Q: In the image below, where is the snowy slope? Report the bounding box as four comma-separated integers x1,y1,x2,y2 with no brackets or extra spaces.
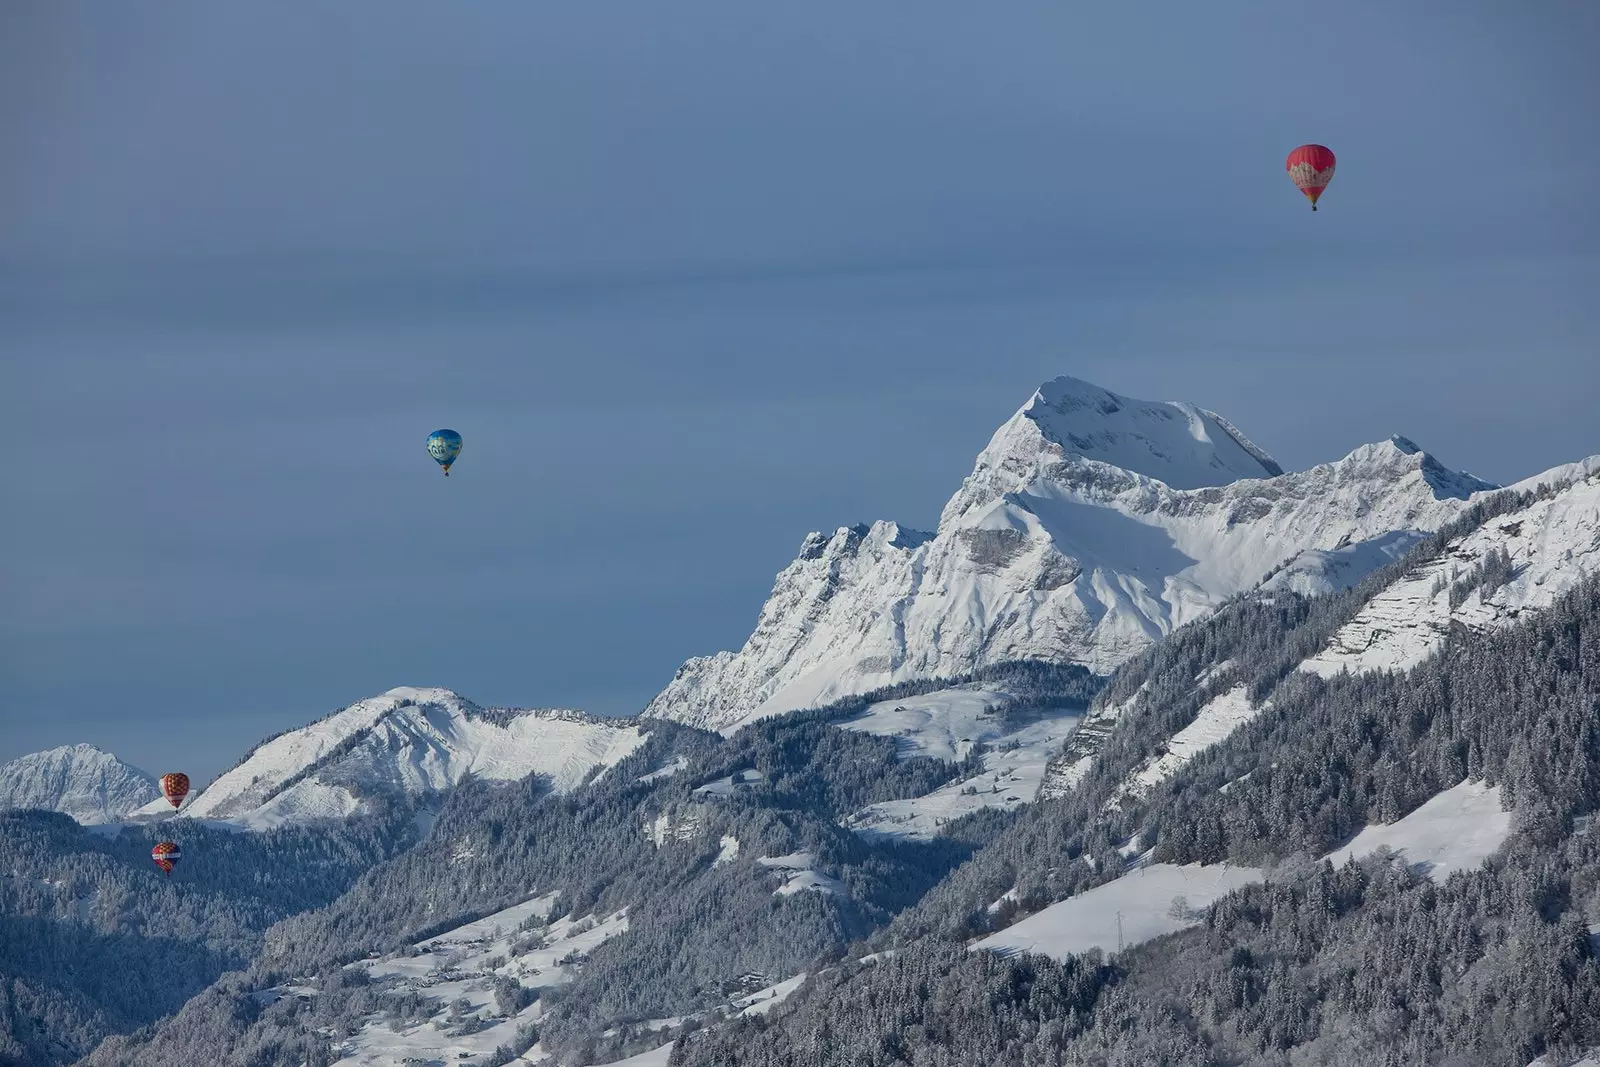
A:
840,687,1083,841
133,687,646,829
756,852,846,897
1326,780,1510,881
1260,529,1429,597
647,376,1495,733
974,863,1268,960
977,780,1512,964
733,974,808,1017
0,744,158,825
1303,462,1600,679
1529,1053,1600,1067
1115,686,1262,803
835,688,1016,762
326,894,629,1066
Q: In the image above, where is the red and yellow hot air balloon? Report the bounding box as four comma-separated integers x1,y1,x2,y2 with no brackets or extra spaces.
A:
151,841,181,876
160,773,190,811
1286,144,1336,211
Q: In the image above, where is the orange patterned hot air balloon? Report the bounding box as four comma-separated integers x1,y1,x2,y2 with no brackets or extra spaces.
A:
160,773,190,811
152,841,181,876
1286,144,1336,211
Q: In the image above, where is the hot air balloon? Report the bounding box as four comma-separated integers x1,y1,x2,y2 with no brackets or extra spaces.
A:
427,429,463,477
1286,144,1336,211
160,773,190,811
152,841,181,876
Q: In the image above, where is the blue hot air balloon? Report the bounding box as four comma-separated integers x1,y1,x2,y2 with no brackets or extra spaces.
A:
426,429,463,476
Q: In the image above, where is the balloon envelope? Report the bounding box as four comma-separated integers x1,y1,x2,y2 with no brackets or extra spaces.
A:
1286,144,1337,209
152,841,181,875
160,773,189,810
426,429,463,476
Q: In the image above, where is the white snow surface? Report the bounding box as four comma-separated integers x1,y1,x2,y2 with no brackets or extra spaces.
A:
844,692,1083,842
1261,529,1429,597
143,687,645,829
693,768,766,797
583,1046,674,1067
646,376,1497,733
978,780,1513,965
330,896,627,1066
975,863,1268,960
0,744,158,825
757,852,844,896
838,687,1022,762
733,973,808,1016
646,809,705,848
1303,464,1600,679
1326,780,1511,881
714,835,742,866
638,756,689,782
1120,686,1261,801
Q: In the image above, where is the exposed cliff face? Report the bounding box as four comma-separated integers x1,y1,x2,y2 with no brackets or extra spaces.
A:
645,377,1498,734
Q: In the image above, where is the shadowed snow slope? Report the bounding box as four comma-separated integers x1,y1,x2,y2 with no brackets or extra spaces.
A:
0,744,158,825
130,687,645,828
647,376,1497,733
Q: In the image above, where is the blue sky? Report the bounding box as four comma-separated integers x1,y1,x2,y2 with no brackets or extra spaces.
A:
3,1,1596,782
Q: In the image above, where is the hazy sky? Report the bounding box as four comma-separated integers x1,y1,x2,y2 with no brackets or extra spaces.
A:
3,2,1596,782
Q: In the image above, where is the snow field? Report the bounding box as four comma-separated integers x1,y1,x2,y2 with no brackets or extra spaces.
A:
837,688,1017,762
841,688,1083,842
732,973,808,1016
328,894,627,1066
581,1045,674,1067
692,768,766,797
757,852,844,897
974,863,1267,960
1323,780,1510,881
648,400,1497,735
1112,686,1263,804
713,835,740,866
637,756,688,783
977,780,1513,963
1303,472,1600,679
136,688,646,829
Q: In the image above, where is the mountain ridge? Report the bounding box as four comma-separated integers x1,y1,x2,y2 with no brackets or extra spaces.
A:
118,685,647,829
0,743,158,825
644,376,1500,734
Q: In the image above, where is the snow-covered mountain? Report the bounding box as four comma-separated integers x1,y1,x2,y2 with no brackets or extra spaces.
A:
1032,453,1600,809
0,743,159,825
646,376,1497,733
1302,456,1600,679
130,686,646,829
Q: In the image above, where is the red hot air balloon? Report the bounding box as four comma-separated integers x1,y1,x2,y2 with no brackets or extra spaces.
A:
152,841,181,876
1286,144,1337,211
160,773,190,811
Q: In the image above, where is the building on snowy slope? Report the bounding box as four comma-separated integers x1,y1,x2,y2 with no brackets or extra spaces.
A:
0,743,158,824
123,686,648,829
645,374,1499,734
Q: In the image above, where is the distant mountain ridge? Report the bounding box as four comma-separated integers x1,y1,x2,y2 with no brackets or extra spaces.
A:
120,686,647,829
644,375,1501,733
0,743,158,824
